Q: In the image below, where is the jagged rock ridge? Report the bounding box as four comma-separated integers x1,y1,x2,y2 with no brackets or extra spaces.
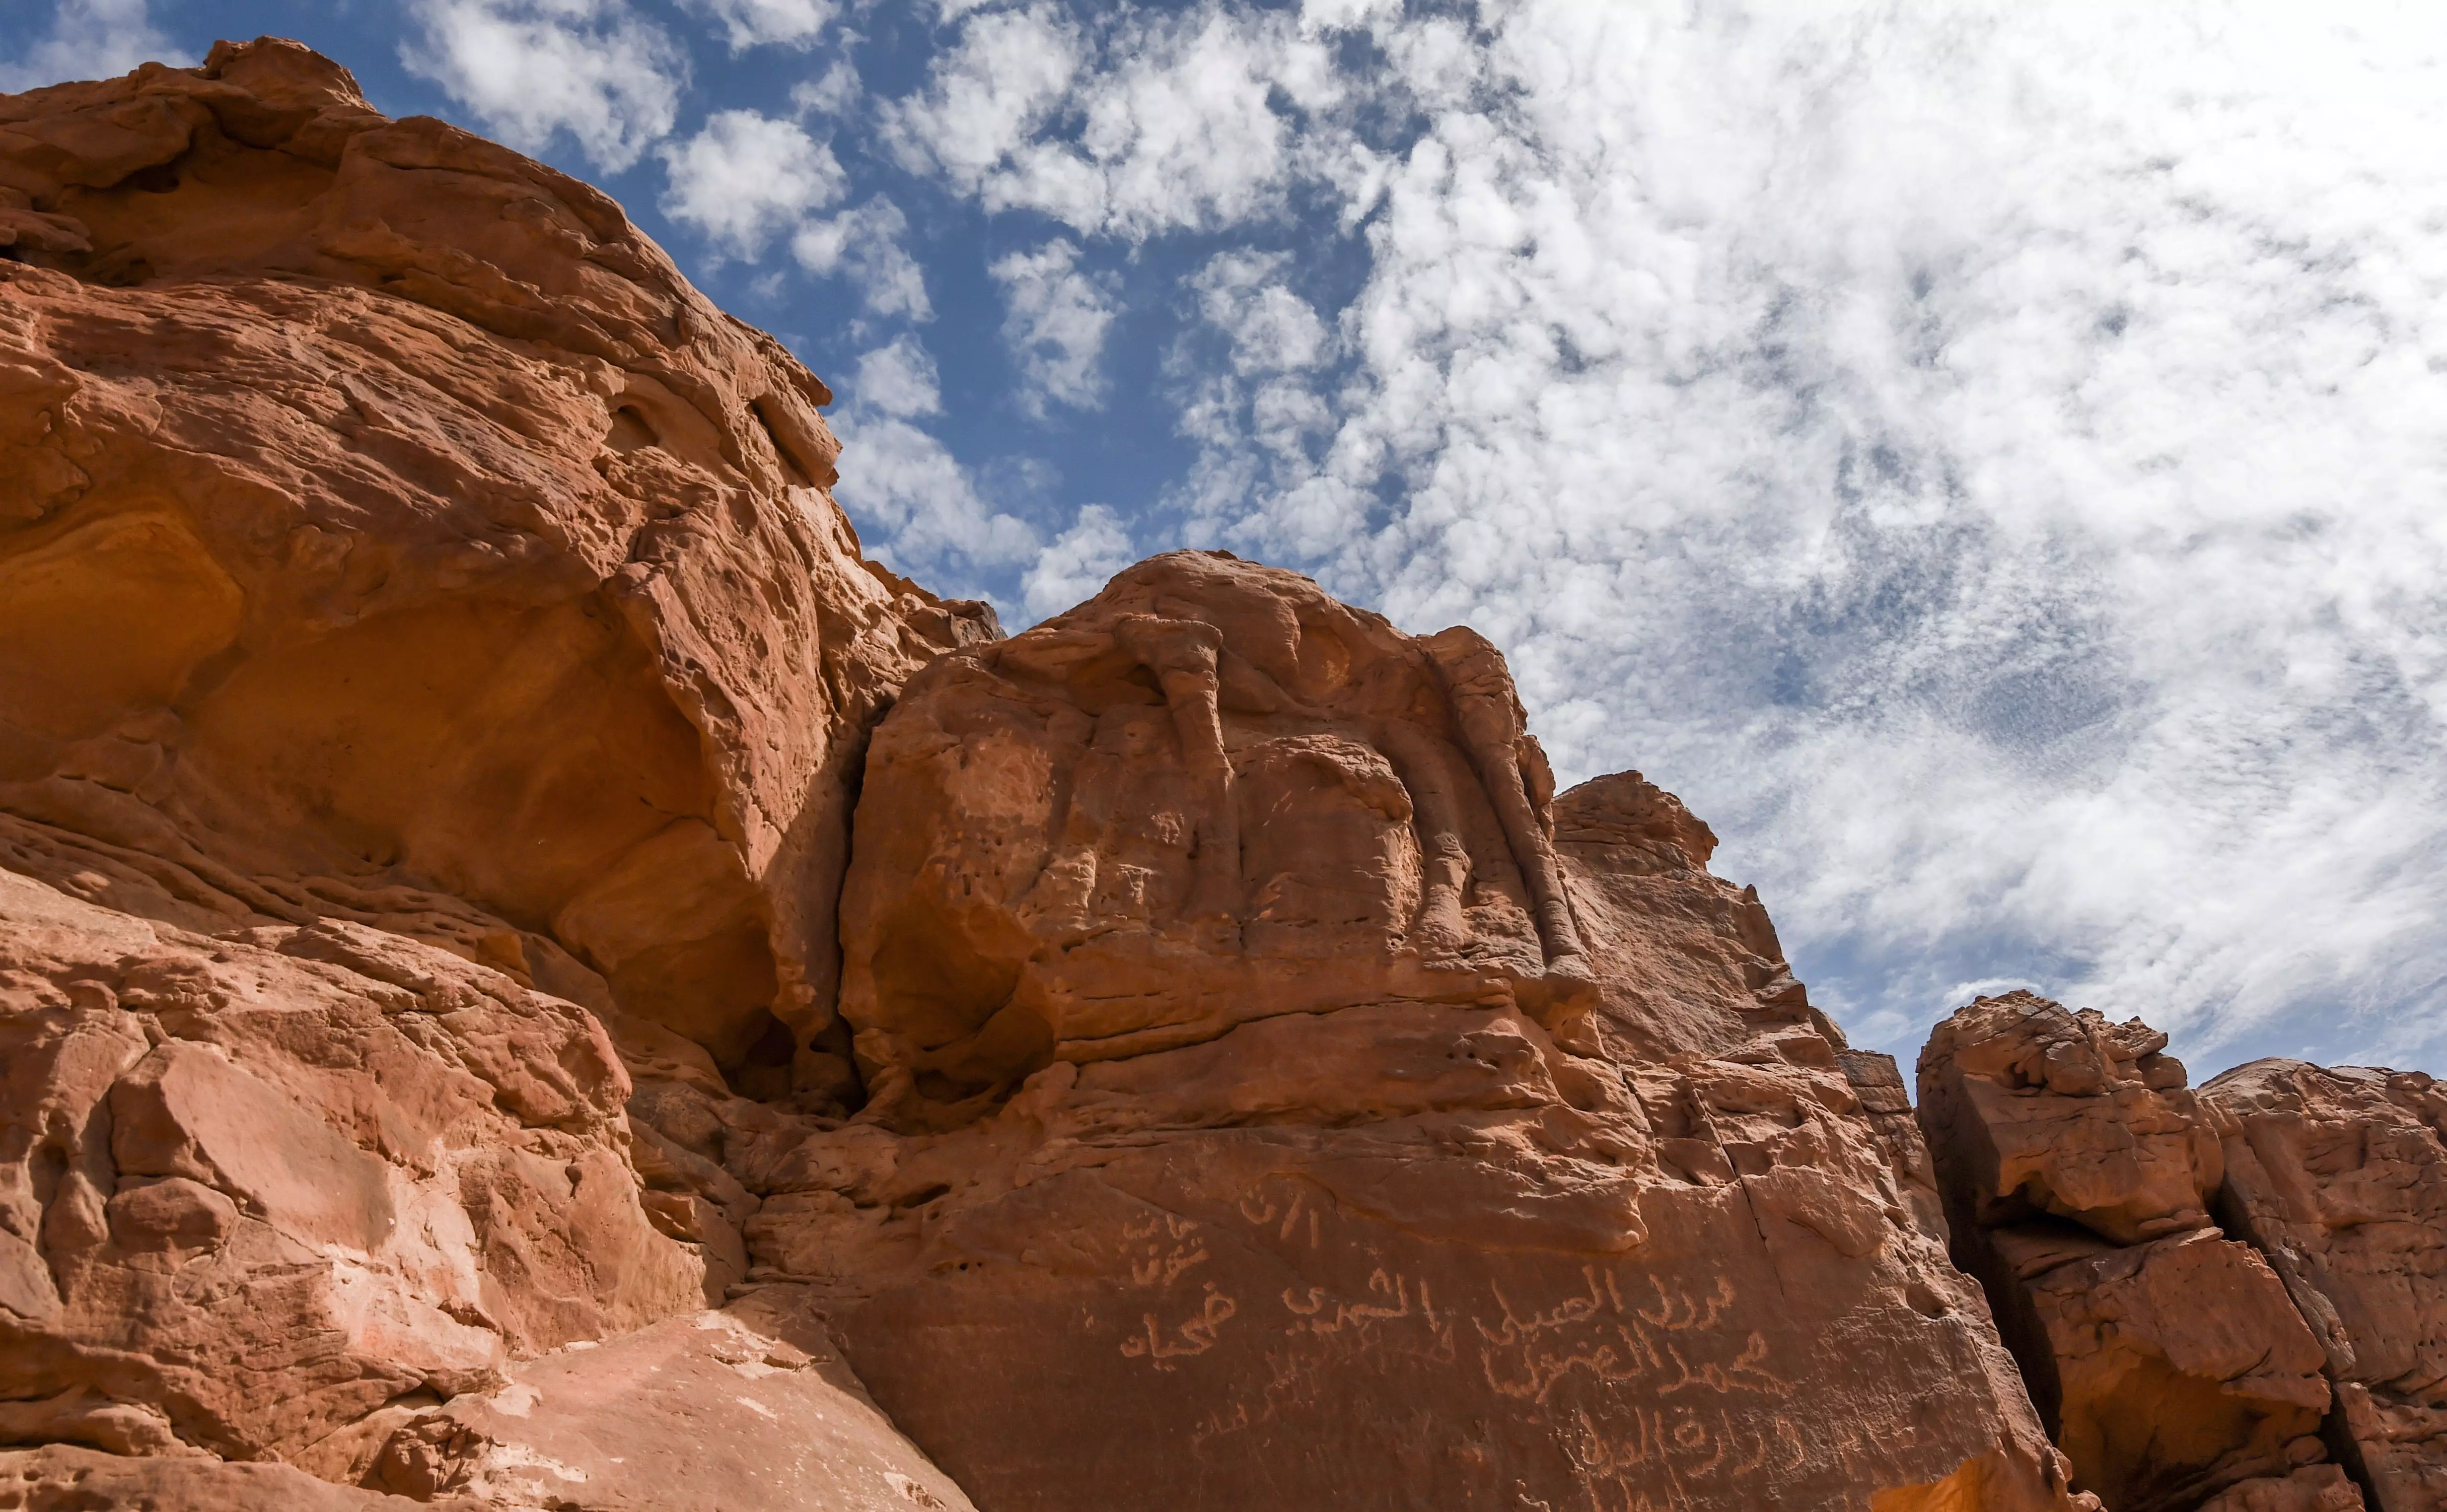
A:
3,34,2442,1512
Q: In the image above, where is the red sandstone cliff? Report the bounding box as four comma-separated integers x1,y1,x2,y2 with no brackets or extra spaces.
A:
0,37,2435,1512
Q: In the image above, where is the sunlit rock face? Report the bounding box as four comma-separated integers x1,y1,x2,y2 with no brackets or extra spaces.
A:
1916,991,2447,1512
0,35,991,1084
742,550,2088,1511
2207,1060,2447,1512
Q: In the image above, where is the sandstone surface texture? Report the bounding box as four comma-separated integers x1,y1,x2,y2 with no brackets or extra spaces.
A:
1918,991,2447,1512
20,32,2411,1512
2206,1060,2447,1512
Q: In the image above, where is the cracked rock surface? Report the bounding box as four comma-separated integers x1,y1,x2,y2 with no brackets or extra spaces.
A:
1921,990,2447,1512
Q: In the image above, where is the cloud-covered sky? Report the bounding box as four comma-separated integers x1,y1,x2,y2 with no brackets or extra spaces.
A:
11,0,2447,1073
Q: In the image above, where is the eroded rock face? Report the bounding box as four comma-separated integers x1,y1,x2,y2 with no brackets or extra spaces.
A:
1921,994,2358,1512
2207,1061,2447,1512
0,868,702,1466
359,1301,977,1511
0,37,990,1085
638,552,2093,1512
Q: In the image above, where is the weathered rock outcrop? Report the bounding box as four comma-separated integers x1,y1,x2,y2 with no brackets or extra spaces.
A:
2207,1061,2447,1512
0,36,991,1086
650,551,2087,1511
0,37,986,1512
1920,993,2379,1512
0,870,703,1461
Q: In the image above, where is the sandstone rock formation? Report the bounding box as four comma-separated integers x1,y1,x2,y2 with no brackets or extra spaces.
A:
0,37,985,1512
675,551,2085,1511
1919,992,2407,1512
0,35,991,1085
2208,1061,2447,1511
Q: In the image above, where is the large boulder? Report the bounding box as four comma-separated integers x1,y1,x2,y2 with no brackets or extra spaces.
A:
1920,994,2355,1512
2207,1060,2447,1512
668,552,2092,1511
0,867,701,1466
0,37,997,1512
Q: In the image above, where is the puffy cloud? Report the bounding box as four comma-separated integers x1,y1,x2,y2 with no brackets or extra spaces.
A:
792,196,931,319
851,333,941,417
875,6,1083,204
1023,503,1135,620
1175,1,2447,1067
1189,251,1329,377
990,239,1119,415
1170,251,1337,535
656,109,844,261
683,0,834,51
830,409,1037,591
826,336,1035,595
0,0,174,91
403,0,684,172
878,1,1336,239
790,56,862,118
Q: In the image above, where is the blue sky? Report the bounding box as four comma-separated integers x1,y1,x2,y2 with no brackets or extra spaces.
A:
9,0,2447,1073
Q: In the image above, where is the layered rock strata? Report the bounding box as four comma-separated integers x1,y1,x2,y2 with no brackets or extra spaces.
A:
0,37,983,1512
0,35,991,1086
1918,992,2424,1512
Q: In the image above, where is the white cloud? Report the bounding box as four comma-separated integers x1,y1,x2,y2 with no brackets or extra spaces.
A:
1023,503,1135,620
878,1,1335,239
1171,251,1335,514
403,0,684,172
0,0,174,91
656,110,844,261
683,0,833,51
875,5,1083,203
791,56,862,117
829,407,1036,591
990,239,1119,415
1190,251,1328,376
852,333,941,417
1157,1,2447,1072
792,197,931,319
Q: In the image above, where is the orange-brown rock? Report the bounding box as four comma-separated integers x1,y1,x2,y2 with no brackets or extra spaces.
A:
0,37,996,1512
631,551,2093,1511
359,1300,976,1510
0,1445,482,1510
0,867,701,1465
1920,991,2225,1247
2206,1061,2447,1511
0,36,990,1085
1921,994,2356,1512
